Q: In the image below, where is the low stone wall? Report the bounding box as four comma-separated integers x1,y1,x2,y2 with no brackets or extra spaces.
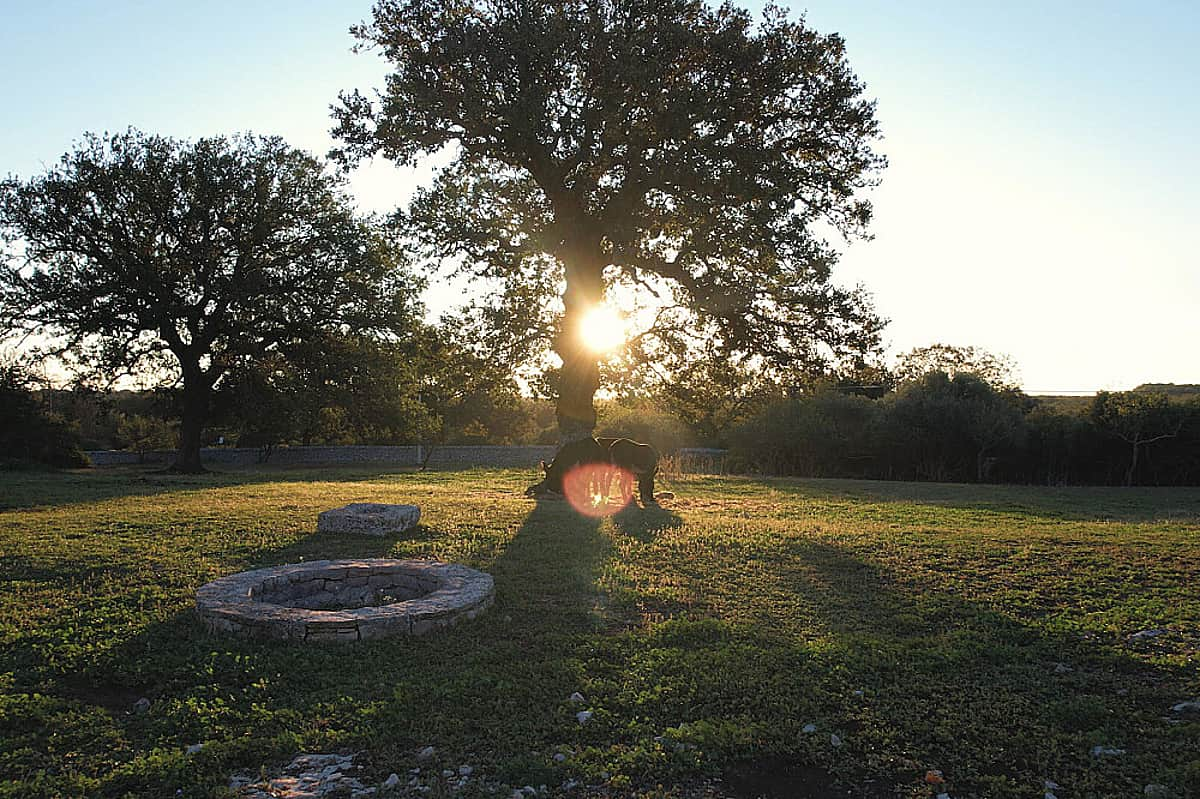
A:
85,444,557,469
85,443,730,473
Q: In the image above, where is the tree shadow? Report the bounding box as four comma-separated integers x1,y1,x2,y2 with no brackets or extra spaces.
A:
9,482,1197,798
609,502,683,542
696,474,1200,524
10,496,614,796
711,539,1198,797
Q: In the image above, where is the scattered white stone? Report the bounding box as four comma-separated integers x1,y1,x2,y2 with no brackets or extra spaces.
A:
553,753,566,763
1053,663,1073,674
1170,700,1200,714
1044,780,1061,791
852,690,864,697
185,743,204,755
232,752,369,798
1129,629,1167,641
382,773,401,789
802,723,817,734
133,697,151,714
1045,793,1057,799
442,769,455,778
830,733,842,747
1091,745,1125,757
561,779,579,790
417,746,436,760
567,692,586,704
318,503,421,536
1144,785,1174,798
576,710,593,724
522,786,537,795
458,765,473,777
936,794,951,799
510,791,524,799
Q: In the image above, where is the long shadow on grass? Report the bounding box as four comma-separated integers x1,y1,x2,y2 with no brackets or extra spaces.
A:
15,497,614,797
714,539,1198,798
0,463,486,512
696,474,1200,524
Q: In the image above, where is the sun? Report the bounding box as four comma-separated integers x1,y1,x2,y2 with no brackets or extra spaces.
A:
578,304,628,353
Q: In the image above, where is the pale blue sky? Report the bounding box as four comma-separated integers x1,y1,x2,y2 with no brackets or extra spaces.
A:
2,1,1196,392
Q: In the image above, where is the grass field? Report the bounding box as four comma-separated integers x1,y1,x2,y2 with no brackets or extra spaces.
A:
1,466,1198,798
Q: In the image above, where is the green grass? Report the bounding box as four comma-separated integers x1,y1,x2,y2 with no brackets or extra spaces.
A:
1,466,1198,798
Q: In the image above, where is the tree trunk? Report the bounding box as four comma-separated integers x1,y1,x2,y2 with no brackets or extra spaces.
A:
554,244,605,444
1125,437,1139,487
173,363,210,474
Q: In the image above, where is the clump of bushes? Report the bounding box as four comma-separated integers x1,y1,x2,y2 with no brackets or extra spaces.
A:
1,364,89,469
727,373,1200,486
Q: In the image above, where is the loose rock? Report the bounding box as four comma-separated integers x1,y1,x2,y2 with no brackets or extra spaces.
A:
1170,700,1200,714
1144,785,1175,798
567,692,586,704
830,733,842,747
133,697,151,714
382,773,400,790
1129,629,1167,641
458,765,473,777
231,752,367,799
802,723,817,734
576,710,593,724
417,746,436,760
1091,745,1125,757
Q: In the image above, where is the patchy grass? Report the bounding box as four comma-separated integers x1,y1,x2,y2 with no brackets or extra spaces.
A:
1,466,1198,798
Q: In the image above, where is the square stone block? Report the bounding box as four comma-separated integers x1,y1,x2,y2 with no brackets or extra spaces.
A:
317,503,421,536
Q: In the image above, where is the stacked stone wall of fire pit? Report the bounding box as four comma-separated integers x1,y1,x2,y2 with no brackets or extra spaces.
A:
195,559,493,643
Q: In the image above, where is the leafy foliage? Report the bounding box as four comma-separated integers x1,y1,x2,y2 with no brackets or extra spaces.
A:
0,130,420,470
335,0,886,435
894,343,1018,389
0,361,88,469
727,376,1200,486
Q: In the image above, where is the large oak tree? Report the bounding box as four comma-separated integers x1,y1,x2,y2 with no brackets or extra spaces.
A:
334,0,886,443
0,130,419,472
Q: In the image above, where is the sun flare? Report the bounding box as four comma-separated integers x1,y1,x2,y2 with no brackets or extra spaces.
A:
578,304,627,353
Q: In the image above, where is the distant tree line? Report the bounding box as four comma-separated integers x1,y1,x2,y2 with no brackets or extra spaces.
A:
5,340,1199,487
727,376,1200,487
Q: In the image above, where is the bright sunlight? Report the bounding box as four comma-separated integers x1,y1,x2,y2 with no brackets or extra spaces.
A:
578,304,628,353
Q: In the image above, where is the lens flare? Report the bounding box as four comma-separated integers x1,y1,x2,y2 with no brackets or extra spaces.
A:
578,305,627,353
562,462,636,517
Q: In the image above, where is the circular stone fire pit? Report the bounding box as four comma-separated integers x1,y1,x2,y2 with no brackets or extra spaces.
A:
195,559,493,643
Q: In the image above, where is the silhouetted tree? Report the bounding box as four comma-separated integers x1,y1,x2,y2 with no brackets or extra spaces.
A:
895,343,1018,389
334,0,885,443
1090,391,1184,486
1,130,420,472
0,360,88,468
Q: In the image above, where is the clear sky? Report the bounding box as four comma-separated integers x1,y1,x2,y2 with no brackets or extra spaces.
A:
2,1,1196,392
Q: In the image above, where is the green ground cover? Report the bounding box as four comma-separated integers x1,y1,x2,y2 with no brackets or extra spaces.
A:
1,466,1197,798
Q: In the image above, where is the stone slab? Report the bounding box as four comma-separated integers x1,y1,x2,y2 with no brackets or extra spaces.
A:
316,503,420,536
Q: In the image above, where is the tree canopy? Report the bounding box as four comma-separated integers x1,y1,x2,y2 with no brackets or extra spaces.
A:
1,130,421,471
335,0,886,441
